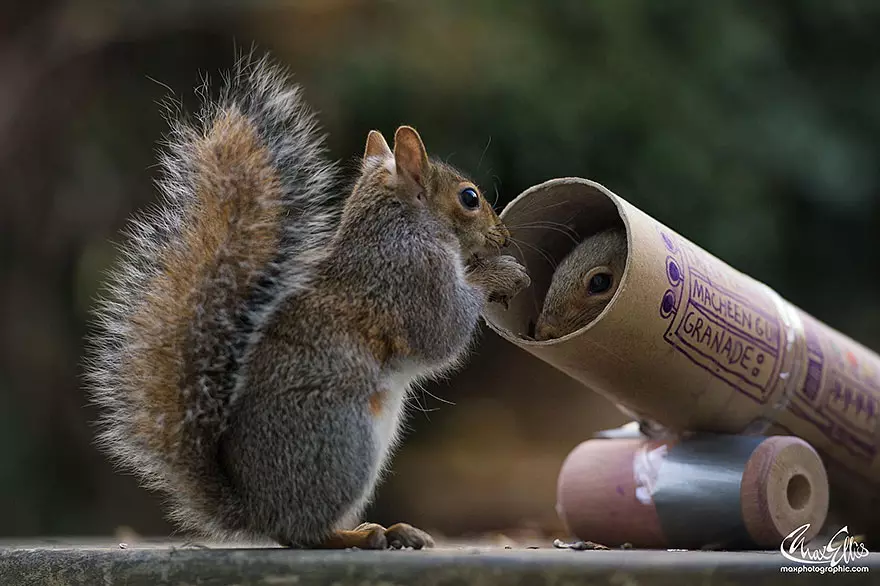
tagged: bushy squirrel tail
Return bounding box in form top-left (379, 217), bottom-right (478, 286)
top-left (86, 52), bottom-right (340, 535)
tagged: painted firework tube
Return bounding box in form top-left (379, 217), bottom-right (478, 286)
top-left (484, 178), bottom-right (880, 496)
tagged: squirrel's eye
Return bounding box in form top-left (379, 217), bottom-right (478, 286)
top-left (588, 273), bottom-right (613, 295)
top-left (459, 187), bottom-right (480, 210)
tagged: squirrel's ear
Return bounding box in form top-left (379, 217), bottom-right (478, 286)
top-left (363, 130), bottom-right (392, 163)
top-left (393, 126), bottom-right (429, 187)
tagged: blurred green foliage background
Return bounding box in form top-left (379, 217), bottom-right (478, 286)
top-left (1, 0), bottom-right (879, 539)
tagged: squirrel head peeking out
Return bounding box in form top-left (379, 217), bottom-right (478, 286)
top-left (354, 126), bottom-right (509, 260)
top-left (534, 227), bottom-right (627, 341)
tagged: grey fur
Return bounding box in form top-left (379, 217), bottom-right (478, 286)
top-left (219, 180), bottom-right (528, 545)
top-left (86, 51), bottom-right (529, 546)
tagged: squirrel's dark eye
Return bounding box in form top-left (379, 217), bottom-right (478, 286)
top-left (588, 273), bottom-right (613, 295)
top-left (459, 187), bottom-right (480, 210)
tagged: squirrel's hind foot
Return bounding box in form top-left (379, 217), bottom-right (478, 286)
top-left (297, 522), bottom-right (434, 550)
top-left (375, 522), bottom-right (435, 550)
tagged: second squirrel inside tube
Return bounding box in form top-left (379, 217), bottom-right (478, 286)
top-left (534, 227), bottom-right (627, 340)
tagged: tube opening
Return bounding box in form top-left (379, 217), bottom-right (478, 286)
top-left (486, 178), bottom-right (629, 343)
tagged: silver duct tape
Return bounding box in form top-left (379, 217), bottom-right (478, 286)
top-left (644, 433), bottom-right (764, 549)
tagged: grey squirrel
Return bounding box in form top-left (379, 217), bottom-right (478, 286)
top-left (86, 54), bottom-right (530, 549)
top-left (533, 228), bottom-right (626, 340)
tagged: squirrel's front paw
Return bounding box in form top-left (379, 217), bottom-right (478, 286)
top-left (468, 254), bottom-right (531, 309)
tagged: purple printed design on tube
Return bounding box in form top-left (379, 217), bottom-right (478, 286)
top-left (787, 312), bottom-right (880, 460)
top-left (657, 230), bottom-right (784, 404)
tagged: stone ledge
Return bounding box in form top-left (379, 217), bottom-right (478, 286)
top-left (1, 544), bottom-right (878, 585)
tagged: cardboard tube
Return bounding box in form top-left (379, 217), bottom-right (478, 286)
top-left (556, 435), bottom-right (829, 549)
top-left (486, 178), bottom-right (880, 493)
